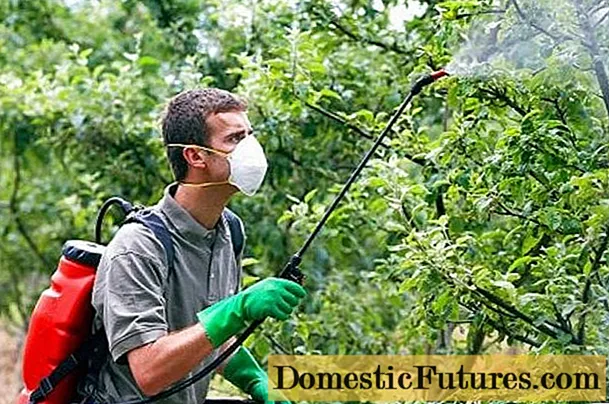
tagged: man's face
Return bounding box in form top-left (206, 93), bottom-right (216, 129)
top-left (202, 110), bottom-right (253, 185)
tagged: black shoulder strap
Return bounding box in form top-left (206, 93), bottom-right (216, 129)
top-left (29, 332), bottom-right (106, 403)
top-left (123, 208), bottom-right (176, 275)
top-left (223, 208), bottom-right (244, 259)
top-left (124, 207), bottom-right (244, 273)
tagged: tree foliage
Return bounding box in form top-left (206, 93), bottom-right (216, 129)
top-left (2, 0), bottom-right (609, 380)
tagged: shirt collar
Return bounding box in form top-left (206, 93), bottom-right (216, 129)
top-left (158, 182), bottom-right (227, 243)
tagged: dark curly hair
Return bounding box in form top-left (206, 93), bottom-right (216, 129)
top-left (161, 88), bottom-right (248, 181)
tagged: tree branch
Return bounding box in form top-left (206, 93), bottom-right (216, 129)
top-left (488, 316), bottom-right (541, 347)
top-left (576, 226), bottom-right (609, 343)
top-left (588, 2), bottom-right (609, 16)
top-left (460, 302), bottom-right (541, 347)
top-left (478, 87), bottom-right (528, 116)
top-left (470, 284), bottom-right (579, 342)
top-left (527, 142), bottom-right (587, 173)
top-left (541, 97), bottom-right (578, 147)
top-left (573, 0), bottom-right (609, 117)
top-left (408, 202), bottom-right (579, 345)
top-left (509, 0), bottom-right (573, 43)
top-left (310, 9), bottom-right (410, 56)
top-left (412, 236), bottom-right (578, 344)
top-left (495, 200), bottom-right (544, 228)
top-left (552, 302), bottom-right (573, 334)
top-left (303, 101), bottom-right (429, 166)
top-left (593, 9), bottom-right (609, 27)
top-left (9, 132), bottom-right (50, 268)
top-left (304, 101), bottom-right (386, 146)
top-left (513, 233), bottom-right (551, 288)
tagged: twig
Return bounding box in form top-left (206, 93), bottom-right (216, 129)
top-left (303, 101), bottom-right (429, 166)
top-left (528, 142), bottom-right (586, 173)
top-left (513, 233), bottom-right (551, 288)
top-left (588, 3), bottom-right (609, 16)
top-left (265, 333), bottom-right (292, 354)
top-left (304, 101), bottom-right (386, 146)
top-left (495, 200), bottom-right (544, 228)
top-left (486, 316), bottom-right (541, 347)
top-left (471, 285), bottom-right (574, 341)
top-left (552, 302), bottom-right (573, 334)
top-left (594, 9), bottom-right (609, 27)
top-left (455, 9), bottom-right (507, 19)
top-left (528, 169), bottom-right (551, 191)
top-left (478, 87), bottom-right (528, 116)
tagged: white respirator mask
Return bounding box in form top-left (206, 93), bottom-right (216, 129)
top-left (167, 134), bottom-right (268, 196)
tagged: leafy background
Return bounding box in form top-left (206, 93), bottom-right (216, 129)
top-left (1, 0), bottom-right (609, 402)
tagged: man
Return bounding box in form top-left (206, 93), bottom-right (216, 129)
top-left (79, 88), bottom-right (306, 403)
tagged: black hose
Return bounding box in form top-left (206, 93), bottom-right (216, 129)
top-left (95, 197), bottom-right (134, 244)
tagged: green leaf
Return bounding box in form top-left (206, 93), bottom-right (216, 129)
top-left (242, 276), bottom-right (260, 287)
top-left (138, 56), bottom-right (161, 70)
top-left (286, 194), bottom-right (301, 204)
top-left (319, 88), bottom-right (342, 101)
top-left (304, 189), bottom-right (318, 203)
top-left (508, 256), bottom-right (535, 271)
top-left (241, 258), bottom-right (259, 267)
top-left (491, 280), bottom-right (515, 290)
top-left (522, 232), bottom-right (544, 255)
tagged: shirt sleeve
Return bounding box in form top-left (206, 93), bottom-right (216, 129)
top-left (96, 251), bottom-right (169, 363)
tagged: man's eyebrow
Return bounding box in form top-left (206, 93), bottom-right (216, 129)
top-left (225, 128), bottom-right (254, 138)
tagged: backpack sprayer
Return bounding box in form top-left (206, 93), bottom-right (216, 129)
top-left (18, 69), bottom-right (448, 404)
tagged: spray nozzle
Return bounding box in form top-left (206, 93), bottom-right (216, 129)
top-left (411, 68), bottom-right (449, 95)
top-left (431, 69), bottom-right (449, 81)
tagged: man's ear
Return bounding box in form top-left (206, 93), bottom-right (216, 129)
top-left (182, 148), bottom-right (207, 170)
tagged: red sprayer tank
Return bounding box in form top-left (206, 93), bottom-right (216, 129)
top-left (17, 240), bottom-right (105, 404)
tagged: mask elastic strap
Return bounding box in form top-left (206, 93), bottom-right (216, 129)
top-left (166, 143), bottom-right (230, 157)
top-left (178, 180), bottom-right (231, 188)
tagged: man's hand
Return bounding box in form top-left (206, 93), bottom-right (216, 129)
top-left (197, 277), bottom-right (306, 348)
top-left (241, 277), bottom-right (306, 321)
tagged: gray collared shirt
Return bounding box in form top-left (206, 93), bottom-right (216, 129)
top-left (80, 183), bottom-right (244, 403)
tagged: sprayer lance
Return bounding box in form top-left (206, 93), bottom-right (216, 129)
top-left (289, 69), bottom-right (449, 274)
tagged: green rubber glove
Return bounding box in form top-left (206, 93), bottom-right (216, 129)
top-left (223, 346), bottom-right (289, 403)
top-left (197, 277), bottom-right (306, 348)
